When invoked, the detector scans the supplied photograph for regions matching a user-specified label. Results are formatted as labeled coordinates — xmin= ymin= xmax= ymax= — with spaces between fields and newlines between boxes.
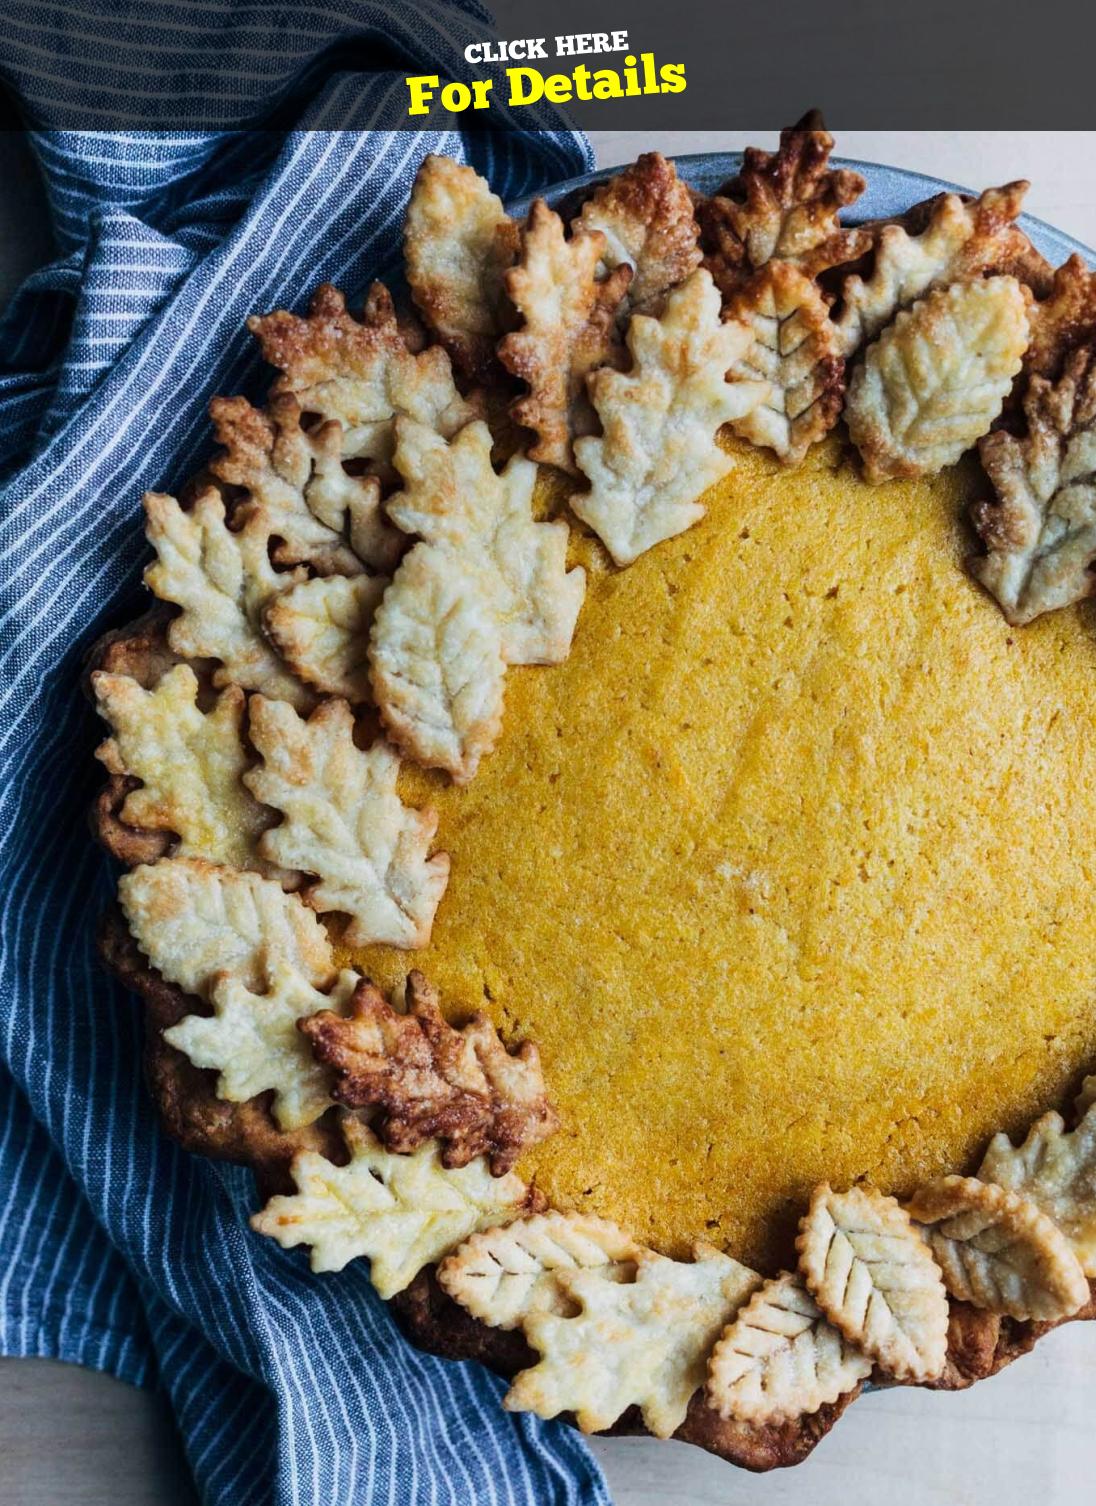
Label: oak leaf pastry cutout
xmin=144 ymin=488 xmax=310 ymax=708
xmin=797 ymin=1183 xmax=950 ymax=1382
xmin=706 ymin=1271 xmax=871 ymax=1426
xmin=575 ymin=151 xmax=701 ymax=315
xmin=263 ymin=573 xmax=388 ymax=703
xmin=979 ymin=1102 xmax=1096 ymax=1277
xmin=250 ymin=1113 xmax=537 ymax=1299
xmin=369 ymin=417 xmax=585 ymax=780
xmin=404 ymin=154 xmax=520 ymax=382
xmin=210 ymin=393 xmax=400 ymax=577
xmin=1024 ymin=253 xmax=1096 ymax=383
xmin=833 ymin=182 xmax=1041 ymax=357
xmin=300 ymin=969 xmax=558 ymax=1175
xmin=504 ymin=1241 xmax=761 ymax=1439
xmin=118 ymin=856 xmax=334 ymax=997
xmin=845 ymin=276 xmax=1030 ymax=483
xmin=906 ymin=1175 xmax=1088 ymax=1322
xmin=571 ymin=269 xmax=769 ymax=565
xmin=248 ymin=282 xmax=477 ymax=480
xmin=698 ymin=119 xmax=868 ymax=298
xmin=244 ymin=696 xmax=449 ymax=949
xmin=164 ymin=960 xmax=360 ymax=1131
xmin=723 ymin=262 xmax=846 ymax=465
xmin=438 ymin=1211 xmax=643 ymax=1329
xmin=92 ymin=664 xmax=270 ymax=872
xmin=499 ymin=198 xmax=633 ymax=473
xmin=969 ymin=343 xmax=1096 ymax=624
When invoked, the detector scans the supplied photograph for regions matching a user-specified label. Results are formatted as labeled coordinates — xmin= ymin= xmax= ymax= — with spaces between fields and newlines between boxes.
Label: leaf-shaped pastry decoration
xmin=796 ymin=1184 xmax=949 ymax=1382
xmin=92 ymin=664 xmax=269 ymax=870
xmin=1025 ymin=253 xmax=1096 ymax=383
xmin=499 ymin=198 xmax=633 ymax=473
xmin=250 ymin=1113 xmax=536 ymax=1298
xmin=248 ymin=281 xmax=477 ymax=478
xmin=404 ymin=154 xmax=520 ymax=381
xmin=697 ymin=118 xmax=867 ymax=297
xmin=833 ymin=182 xmax=1043 ymax=357
xmin=906 ymin=1175 xmax=1089 ymax=1322
xmin=244 ymin=696 xmax=449 ymax=949
xmin=979 ymin=1103 xmax=1096 ymax=1276
xmin=369 ymin=417 xmax=585 ymax=780
xmin=118 ymin=856 xmax=334 ymax=997
xmin=706 ymin=1270 xmax=871 ymax=1425
xmin=164 ymin=960 xmax=360 ymax=1130
xmin=969 ymin=343 xmax=1096 ymax=624
xmin=210 ymin=393 xmax=400 ymax=576
xmin=505 ymin=1243 xmax=760 ymax=1439
xmin=439 ymin=1211 xmax=642 ymax=1329
xmin=846 ymin=277 xmax=1030 ymax=483
xmin=263 ymin=572 xmax=388 ymax=702
xmin=300 ymin=969 xmax=557 ymax=1175
xmin=571 ymin=269 xmax=769 ymax=565
xmin=576 ymin=151 xmax=701 ymax=314
xmin=144 ymin=488 xmax=309 ymax=707
xmin=723 ymin=261 xmax=846 ymax=464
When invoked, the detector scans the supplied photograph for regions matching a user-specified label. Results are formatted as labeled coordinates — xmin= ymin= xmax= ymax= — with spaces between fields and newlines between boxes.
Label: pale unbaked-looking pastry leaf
xmin=969 ymin=343 xmax=1096 ymax=624
xmin=118 ymin=856 xmax=333 ymax=997
xmin=906 ymin=1174 xmax=1089 ymax=1322
xmin=846 ymin=276 xmax=1029 ymax=483
xmin=263 ymin=572 xmax=388 ymax=703
xmin=93 ymin=664 xmax=269 ymax=871
xmin=796 ymin=1184 xmax=949 ymax=1383
xmin=505 ymin=1243 xmax=761 ymax=1439
xmin=706 ymin=1271 xmax=871 ymax=1425
xmin=250 ymin=1114 xmax=534 ymax=1298
xmin=164 ymin=961 xmax=360 ymax=1131
xmin=571 ymin=269 xmax=769 ymax=565
xmin=979 ymin=1104 xmax=1096 ymax=1277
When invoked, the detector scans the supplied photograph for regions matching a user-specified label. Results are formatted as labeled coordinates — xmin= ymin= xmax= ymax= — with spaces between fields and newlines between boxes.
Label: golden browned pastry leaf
xmin=164 ymin=961 xmax=360 ymax=1131
xmin=210 ymin=393 xmax=400 ymax=576
xmin=118 ymin=856 xmax=334 ymax=997
xmin=499 ymin=199 xmax=633 ymax=473
xmin=263 ymin=572 xmax=388 ymax=702
xmin=244 ymin=696 xmax=449 ymax=949
xmin=438 ymin=1211 xmax=642 ymax=1329
xmin=723 ymin=261 xmax=845 ymax=464
xmin=969 ymin=343 xmax=1096 ymax=623
xmin=248 ymin=282 xmax=477 ymax=476
xmin=571 ymin=269 xmax=769 ymax=565
xmin=300 ymin=969 xmax=557 ymax=1175
xmin=906 ymin=1175 xmax=1089 ymax=1322
xmin=846 ymin=276 xmax=1030 ymax=483
xmin=698 ymin=121 xmax=867 ymax=296
xmin=834 ymin=183 xmax=1039 ymax=356
xmin=1025 ymin=253 xmax=1096 ymax=382
xmin=505 ymin=1242 xmax=760 ymax=1439
xmin=980 ymin=1103 xmax=1096 ymax=1276
xmin=250 ymin=1113 xmax=536 ymax=1298
xmin=92 ymin=664 xmax=269 ymax=871
xmin=404 ymin=154 xmax=520 ymax=381
xmin=369 ymin=417 xmax=585 ymax=780
xmin=706 ymin=1271 xmax=871 ymax=1426
xmin=576 ymin=152 xmax=701 ymax=313
xmin=797 ymin=1184 xmax=949 ymax=1382
xmin=144 ymin=488 xmax=309 ymax=707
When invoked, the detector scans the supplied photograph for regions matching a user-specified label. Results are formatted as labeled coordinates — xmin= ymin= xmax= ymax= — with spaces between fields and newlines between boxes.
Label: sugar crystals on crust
xmin=263 ymin=572 xmax=388 ymax=703
xmin=980 ymin=1102 xmax=1096 ymax=1277
xmin=576 ymin=151 xmax=701 ymax=314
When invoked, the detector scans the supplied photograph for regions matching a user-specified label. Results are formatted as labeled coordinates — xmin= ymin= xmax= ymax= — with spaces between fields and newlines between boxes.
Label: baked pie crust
xmin=88 ymin=125 xmax=1096 ymax=1475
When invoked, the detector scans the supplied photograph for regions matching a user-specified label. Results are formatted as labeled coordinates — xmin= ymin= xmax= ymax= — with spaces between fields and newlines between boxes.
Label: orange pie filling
xmin=340 ymin=435 xmax=1096 ymax=1269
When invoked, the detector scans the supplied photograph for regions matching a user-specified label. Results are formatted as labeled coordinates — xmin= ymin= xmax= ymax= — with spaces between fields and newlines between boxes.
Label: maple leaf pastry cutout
xmin=1024 ymin=253 xmax=1096 ymax=384
xmin=300 ymin=969 xmax=559 ymax=1176
xmin=697 ymin=117 xmax=870 ymax=299
xmin=404 ymin=154 xmax=521 ymax=383
xmin=499 ymin=198 xmax=633 ymax=474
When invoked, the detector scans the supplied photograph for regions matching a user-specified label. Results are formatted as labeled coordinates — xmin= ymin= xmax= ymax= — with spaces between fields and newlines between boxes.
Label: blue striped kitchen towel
xmin=0 ymin=5 xmax=609 ymax=1504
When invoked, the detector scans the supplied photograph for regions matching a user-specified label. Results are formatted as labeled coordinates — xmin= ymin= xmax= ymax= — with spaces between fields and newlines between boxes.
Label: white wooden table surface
xmin=3 ymin=130 xmax=1095 ymax=1506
